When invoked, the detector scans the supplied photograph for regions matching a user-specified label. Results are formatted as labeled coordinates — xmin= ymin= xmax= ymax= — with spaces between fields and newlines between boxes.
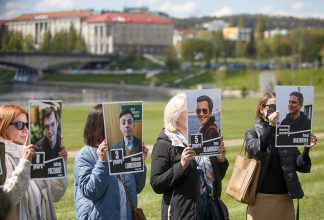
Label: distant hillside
xmin=171 ymin=14 xmax=324 ymax=30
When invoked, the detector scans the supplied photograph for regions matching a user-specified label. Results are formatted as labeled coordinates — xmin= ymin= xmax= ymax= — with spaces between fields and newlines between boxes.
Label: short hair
xmin=119 ymin=110 xmax=134 ymax=120
xmin=290 ymin=91 xmax=304 ymax=105
xmin=0 ymin=105 xmax=28 ymax=140
xmin=42 ymin=106 xmax=58 ymax=125
xmin=164 ymin=93 xmax=187 ymax=132
xmin=83 ymin=104 xmax=105 ymax=147
xmin=197 ymin=95 xmax=213 ymax=113
xmin=255 ymin=92 xmax=276 ymax=120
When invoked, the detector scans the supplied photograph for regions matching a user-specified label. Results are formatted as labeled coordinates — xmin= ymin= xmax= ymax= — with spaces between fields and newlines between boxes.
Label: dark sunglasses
xmin=9 ymin=121 xmax=29 ymax=130
xmin=196 ymin=108 xmax=209 ymax=114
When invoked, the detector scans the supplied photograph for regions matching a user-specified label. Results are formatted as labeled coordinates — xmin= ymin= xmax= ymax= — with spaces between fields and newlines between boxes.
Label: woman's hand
xmin=142 ymin=144 xmax=149 ymax=160
xmin=97 ymin=140 xmax=109 ymax=161
xmin=180 ymin=147 xmax=196 ymax=170
xmin=217 ymin=137 xmax=226 ymax=162
xmin=22 ymin=135 xmax=35 ymax=161
xmin=310 ymin=133 xmax=318 ymax=147
xmin=268 ymin=111 xmax=279 ymax=127
xmin=58 ymin=136 xmax=68 ymax=160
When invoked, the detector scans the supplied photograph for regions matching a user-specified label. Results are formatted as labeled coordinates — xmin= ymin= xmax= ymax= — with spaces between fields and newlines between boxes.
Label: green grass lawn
xmin=55 ymin=139 xmax=324 ymax=219
xmin=56 ymin=97 xmax=324 ymax=219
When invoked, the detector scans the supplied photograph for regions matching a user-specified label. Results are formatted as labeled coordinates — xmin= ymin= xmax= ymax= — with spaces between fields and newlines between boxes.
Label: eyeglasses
xmin=9 ymin=121 xmax=29 ymax=130
xmin=196 ymin=108 xmax=209 ymax=115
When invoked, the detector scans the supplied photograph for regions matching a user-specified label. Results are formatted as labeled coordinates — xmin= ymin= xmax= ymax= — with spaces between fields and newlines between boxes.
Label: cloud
xmin=291 ymin=1 xmax=304 ymax=10
xmin=257 ymin=5 xmax=273 ymax=14
xmin=212 ymin=7 xmax=234 ymax=17
xmin=0 ymin=1 xmax=25 ymax=19
xmin=34 ymin=0 xmax=75 ymax=12
xmin=159 ymin=1 xmax=199 ymax=17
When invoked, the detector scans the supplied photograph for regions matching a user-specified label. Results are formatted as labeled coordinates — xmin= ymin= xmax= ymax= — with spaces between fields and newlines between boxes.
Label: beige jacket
xmin=1 ymin=139 xmax=68 ymax=220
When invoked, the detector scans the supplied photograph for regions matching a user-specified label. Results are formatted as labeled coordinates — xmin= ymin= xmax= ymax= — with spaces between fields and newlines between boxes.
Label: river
xmin=0 ymin=81 xmax=178 ymax=105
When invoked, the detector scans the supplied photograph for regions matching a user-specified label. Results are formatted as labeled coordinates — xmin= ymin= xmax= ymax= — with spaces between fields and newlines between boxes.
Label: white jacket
xmin=1 ymin=138 xmax=68 ymax=220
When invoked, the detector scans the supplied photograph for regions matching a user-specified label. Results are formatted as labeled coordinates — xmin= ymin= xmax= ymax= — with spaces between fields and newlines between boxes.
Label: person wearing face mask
xmin=0 ymin=104 xmax=68 ymax=220
xmin=245 ymin=93 xmax=318 ymax=220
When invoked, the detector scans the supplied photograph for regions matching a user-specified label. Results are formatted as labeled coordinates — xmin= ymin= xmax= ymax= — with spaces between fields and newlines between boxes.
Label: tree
xmin=51 ymin=31 xmax=68 ymax=52
xmin=40 ymin=31 xmax=52 ymax=52
xmin=74 ymin=34 xmax=87 ymax=53
xmin=270 ymin=34 xmax=291 ymax=57
xmin=255 ymin=15 xmax=267 ymax=40
xmin=238 ymin=16 xmax=247 ymax=28
xmin=211 ymin=30 xmax=225 ymax=62
xmin=256 ymin=40 xmax=271 ymax=58
xmin=67 ymin=25 xmax=78 ymax=52
xmin=245 ymin=30 xmax=256 ymax=57
xmin=165 ymin=46 xmax=180 ymax=71
xmin=22 ymin=35 xmax=35 ymax=52
xmin=181 ymin=39 xmax=213 ymax=67
xmin=2 ymin=31 xmax=23 ymax=51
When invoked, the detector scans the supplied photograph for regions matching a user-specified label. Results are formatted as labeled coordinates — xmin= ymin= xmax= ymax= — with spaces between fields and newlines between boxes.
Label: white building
xmin=264 ymin=28 xmax=288 ymax=39
xmin=82 ymin=12 xmax=173 ymax=55
xmin=6 ymin=10 xmax=93 ymax=46
xmin=5 ymin=10 xmax=174 ymax=55
xmin=202 ymin=20 xmax=228 ymax=32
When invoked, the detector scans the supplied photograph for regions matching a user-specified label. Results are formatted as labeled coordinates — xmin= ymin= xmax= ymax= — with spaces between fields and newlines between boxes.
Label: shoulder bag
xmin=225 ymin=131 xmax=261 ymax=205
xmin=117 ymin=175 xmax=147 ymax=220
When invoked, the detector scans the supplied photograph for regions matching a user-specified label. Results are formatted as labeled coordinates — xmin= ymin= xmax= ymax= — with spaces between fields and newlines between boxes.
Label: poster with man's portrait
xmin=186 ymin=89 xmax=222 ymax=156
xmin=275 ymin=86 xmax=313 ymax=147
xmin=29 ymin=100 xmax=66 ymax=179
xmin=103 ymin=101 xmax=144 ymax=175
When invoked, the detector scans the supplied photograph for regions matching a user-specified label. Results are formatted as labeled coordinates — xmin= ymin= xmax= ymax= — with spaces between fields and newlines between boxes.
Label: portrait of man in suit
xmin=111 ymin=110 xmax=142 ymax=156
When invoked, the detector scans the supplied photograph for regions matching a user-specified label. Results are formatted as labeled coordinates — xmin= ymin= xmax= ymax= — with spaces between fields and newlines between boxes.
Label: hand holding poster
xmin=275 ymin=86 xmax=313 ymax=147
xmin=29 ymin=100 xmax=66 ymax=179
xmin=103 ymin=101 xmax=144 ymax=175
xmin=186 ymin=89 xmax=222 ymax=156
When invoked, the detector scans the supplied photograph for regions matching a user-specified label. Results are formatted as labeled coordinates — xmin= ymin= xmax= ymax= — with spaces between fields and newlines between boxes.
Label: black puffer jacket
xmin=150 ymin=130 xmax=200 ymax=220
xmin=245 ymin=120 xmax=311 ymax=199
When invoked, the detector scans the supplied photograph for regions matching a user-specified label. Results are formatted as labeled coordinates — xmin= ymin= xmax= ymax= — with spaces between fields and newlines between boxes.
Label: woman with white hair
xmin=150 ymin=93 xmax=199 ymax=220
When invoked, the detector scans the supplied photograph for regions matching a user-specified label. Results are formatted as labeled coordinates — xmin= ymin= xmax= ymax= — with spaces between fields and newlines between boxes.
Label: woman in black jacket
xmin=150 ymin=93 xmax=198 ymax=220
xmin=245 ymin=92 xmax=318 ymax=220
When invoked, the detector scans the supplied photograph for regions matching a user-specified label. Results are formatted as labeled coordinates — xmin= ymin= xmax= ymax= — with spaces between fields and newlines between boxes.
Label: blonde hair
xmin=0 ymin=105 xmax=28 ymax=140
xmin=164 ymin=93 xmax=186 ymax=132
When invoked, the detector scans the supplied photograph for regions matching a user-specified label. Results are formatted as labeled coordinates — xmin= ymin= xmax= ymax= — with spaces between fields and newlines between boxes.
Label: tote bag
xmin=226 ymin=153 xmax=261 ymax=205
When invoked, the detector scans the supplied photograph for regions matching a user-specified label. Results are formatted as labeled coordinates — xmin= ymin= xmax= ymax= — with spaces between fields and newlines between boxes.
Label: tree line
xmin=0 ymin=25 xmax=87 ymax=53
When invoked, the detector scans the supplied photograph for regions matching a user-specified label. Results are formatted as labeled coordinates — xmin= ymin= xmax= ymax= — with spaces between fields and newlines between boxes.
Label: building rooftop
xmin=12 ymin=10 xmax=94 ymax=21
xmin=84 ymin=12 xmax=173 ymax=25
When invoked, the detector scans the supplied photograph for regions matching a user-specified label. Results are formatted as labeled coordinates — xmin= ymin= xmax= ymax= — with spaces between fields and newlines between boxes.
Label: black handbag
xmin=204 ymin=194 xmax=229 ymax=220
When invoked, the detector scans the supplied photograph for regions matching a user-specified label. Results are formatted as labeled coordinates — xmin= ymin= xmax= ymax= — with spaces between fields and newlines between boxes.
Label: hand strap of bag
xmin=296 ymin=199 xmax=299 ymax=220
xmin=117 ymin=175 xmax=136 ymax=209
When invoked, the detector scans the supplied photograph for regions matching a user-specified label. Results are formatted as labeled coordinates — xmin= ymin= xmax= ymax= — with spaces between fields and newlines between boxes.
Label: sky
xmin=1 ymin=0 xmax=324 ymax=20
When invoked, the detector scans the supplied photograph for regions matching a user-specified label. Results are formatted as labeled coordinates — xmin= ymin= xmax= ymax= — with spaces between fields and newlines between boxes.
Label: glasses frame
xmin=9 ymin=121 xmax=29 ymax=130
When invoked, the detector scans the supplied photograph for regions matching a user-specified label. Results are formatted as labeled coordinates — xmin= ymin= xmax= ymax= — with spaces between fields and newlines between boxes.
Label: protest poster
xmin=186 ymin=89 xmax=222 ymax=156
xmin=29 ymin=100 xmax=66 ymax=179
xmin=275 ymin=86 xmax=313 ymax=147
xmin=103 ymin=101 xmax=144 ymax=175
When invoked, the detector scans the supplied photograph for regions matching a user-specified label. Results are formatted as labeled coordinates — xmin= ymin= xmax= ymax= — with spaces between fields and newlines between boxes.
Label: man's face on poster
xmin=288 ymin=95 xmax=302 ymax=115
xmin=196 ymin=101 xmax=211 ymax=125
xmin=44 ymin=111 xmax=58 ymax=146
xmin=120 ymin=113 xmax=135 ymax=139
